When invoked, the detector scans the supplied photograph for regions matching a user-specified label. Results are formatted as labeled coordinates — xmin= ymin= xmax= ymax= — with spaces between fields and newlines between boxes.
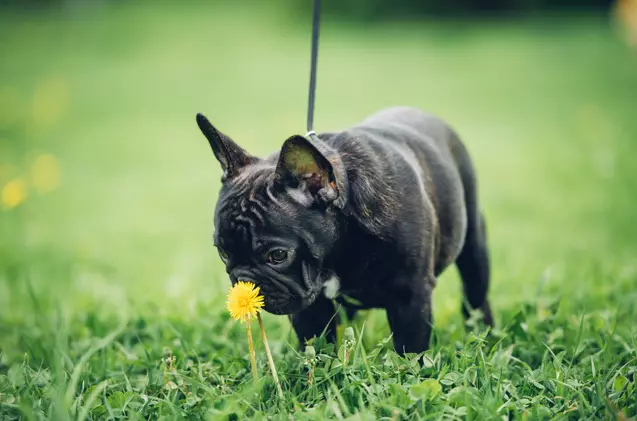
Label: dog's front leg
xmin=385 ymin=278 xmax=434 ymax=355
xmin=289 ymin=296 xmax=339 ymax=349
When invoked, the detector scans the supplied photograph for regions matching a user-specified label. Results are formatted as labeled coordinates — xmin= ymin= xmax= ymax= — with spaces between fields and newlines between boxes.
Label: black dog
xmin=196 ymin=106 xmax=493 ymax=354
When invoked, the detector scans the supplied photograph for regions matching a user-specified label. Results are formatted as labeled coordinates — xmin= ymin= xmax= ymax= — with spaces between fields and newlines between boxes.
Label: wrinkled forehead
xmin=214 ymin=170 xmax=300 ymax=249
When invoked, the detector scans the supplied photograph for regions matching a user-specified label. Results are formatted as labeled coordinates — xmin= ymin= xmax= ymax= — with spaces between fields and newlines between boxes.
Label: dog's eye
xmin=218 ymin=249 xmax=229 ymax=262
xmin=267 ymin=248 xmax=288 ymax=265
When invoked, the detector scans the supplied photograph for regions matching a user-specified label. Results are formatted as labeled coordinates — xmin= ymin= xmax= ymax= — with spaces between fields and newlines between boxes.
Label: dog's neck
xmin=314 ymin=131 xmax=399 ymax=297
xmin=320 ymin=131 xmax=396 ymax=241
xmin=322 ymin=207 xmax=389 ymax=295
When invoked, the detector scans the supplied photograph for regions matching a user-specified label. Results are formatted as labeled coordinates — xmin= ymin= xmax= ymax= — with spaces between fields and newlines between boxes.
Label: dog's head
xmin=196 ymin=113 xmax=348 ymax=315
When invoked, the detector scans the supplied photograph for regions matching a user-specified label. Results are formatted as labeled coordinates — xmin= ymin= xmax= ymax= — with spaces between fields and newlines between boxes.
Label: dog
xmin=196 ymin=106 xmax=493 ymax=354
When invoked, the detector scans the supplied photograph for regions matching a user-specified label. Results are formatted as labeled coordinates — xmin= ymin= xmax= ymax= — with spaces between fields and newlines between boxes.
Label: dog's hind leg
xmin=456 ymin=212 xmax=493 ymax=326
xmin=451 ymin=135 xmax=494 ymax=326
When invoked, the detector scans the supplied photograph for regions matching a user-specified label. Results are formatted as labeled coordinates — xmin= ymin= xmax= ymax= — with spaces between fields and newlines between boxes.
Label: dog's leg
xmin=385 ymin=279 xmax=434 ymax=355
xmin=456 ymin=211 xmax=494 ymax=326
xmin=289 ymin=296 xmax=339 ymax=349
xmin=344 ymin=306 xmax=358 ymax=321
xmin=451 ymin=132 xmax=494 ymax=326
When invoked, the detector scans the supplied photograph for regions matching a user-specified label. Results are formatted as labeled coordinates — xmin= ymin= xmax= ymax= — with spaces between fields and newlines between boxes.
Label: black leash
xmin=306 ymin=0 xmax=322 ymax=139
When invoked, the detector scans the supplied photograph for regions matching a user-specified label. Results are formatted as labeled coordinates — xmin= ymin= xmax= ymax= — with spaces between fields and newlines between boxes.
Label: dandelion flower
xmin=226 ymin=282 xmax=283 ymax=398
xmin=226 ymin=281 xmax=264 ymax=323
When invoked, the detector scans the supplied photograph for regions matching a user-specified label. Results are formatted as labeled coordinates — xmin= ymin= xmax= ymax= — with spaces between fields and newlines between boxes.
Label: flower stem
xmin=257 ymin=313 xmax=284 ymax=399
xmin=246 ymin=316 xmax=258 ymax=381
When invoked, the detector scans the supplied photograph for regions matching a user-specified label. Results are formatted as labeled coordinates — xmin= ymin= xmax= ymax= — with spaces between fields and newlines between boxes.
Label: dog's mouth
xmin=236 ymin=261 xmax=322 ymax=315
xmin=262 ymin=289 xmax=319 ymax=315
xmin=242 ymin=280 xmax=319 ymax=315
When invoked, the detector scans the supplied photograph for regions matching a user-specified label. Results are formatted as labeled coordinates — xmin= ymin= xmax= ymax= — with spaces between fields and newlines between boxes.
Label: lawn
xmin=1 ymin=2 xmax=636 ymax=420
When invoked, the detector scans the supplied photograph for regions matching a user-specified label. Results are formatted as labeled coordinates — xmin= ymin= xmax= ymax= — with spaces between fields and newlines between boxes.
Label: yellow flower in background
xmin=32 ymin=77 xmax=69 ymax=131
xmin=226 ymin=281 xmax=264 ymax=323
xmin=31 ymin=153 xmax=61 ymax=193
xmin=2 ymin=178 xmax=26 ymax=209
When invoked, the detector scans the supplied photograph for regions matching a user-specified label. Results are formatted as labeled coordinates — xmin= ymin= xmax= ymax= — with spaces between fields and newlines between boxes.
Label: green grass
xmin=1 ymin=2 xmax=637 ymax=419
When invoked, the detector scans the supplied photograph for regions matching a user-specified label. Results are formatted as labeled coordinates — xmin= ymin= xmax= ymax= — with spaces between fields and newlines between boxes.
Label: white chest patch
xmin=285 ymin=186 xmax=313 ymax=207
xmin=323 ymin=275 xmax=341 ymax=299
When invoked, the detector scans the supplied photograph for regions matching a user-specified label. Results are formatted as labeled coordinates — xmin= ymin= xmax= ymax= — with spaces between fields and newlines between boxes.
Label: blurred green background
xmin=1 ymin=0 xmax=637 ymax=341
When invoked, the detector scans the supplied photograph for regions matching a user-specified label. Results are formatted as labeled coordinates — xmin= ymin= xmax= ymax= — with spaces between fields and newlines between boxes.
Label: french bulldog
xmin=196 ymin=106 xmax=493 ymax=354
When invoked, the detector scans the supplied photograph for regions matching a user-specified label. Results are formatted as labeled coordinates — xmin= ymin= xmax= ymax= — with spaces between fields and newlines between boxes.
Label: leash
xmin=305 ymin=0 xmax=322 ymax=140
xmin=304 ymin=2 xmax=368 ymax=308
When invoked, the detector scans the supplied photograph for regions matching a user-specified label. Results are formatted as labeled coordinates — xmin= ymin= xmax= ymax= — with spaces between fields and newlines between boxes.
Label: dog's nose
xmin=229 ymin=269 xmax=258 ymax=287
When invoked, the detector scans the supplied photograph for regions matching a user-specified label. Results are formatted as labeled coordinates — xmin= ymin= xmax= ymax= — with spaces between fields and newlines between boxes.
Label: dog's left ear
xmin=274 ymin=135 xmax=345 ymax=207
xmin=196 ymin=113 xmax=256 ymax=181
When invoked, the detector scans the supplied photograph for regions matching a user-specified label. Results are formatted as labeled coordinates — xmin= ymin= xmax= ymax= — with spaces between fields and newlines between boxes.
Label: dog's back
xmin=329 ymin=106 xmax=472 ymax=274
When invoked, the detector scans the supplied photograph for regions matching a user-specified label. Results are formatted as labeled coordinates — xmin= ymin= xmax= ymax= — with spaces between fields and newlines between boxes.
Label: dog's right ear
xmin=196 ymin=113 xmax=255 ymax=180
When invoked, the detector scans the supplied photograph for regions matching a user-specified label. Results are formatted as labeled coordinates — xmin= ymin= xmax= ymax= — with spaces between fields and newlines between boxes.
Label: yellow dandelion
xmin=31 ymin=153 xmax=61 ymax=193
xmin=2 ymin=178 xmax=27 ymax=209
xmin=226 ymin=281 xmax=284 ymax=398
xmin=226 ymin=281 xmax=264 ymax=323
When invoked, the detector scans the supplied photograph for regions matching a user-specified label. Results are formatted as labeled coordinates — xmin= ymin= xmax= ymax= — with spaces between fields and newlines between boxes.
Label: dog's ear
xmin=274 ymin=135 xmax=341 ymax=206
xmin=196 ymin=113 xmax=256 ymax=180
